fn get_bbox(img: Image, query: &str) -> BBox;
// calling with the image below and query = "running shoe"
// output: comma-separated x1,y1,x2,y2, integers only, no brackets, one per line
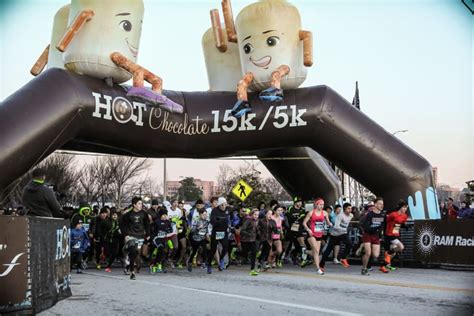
277,260,283,268
340,259,350,268
259,87,283,102
249,270,259,276
316,269,325,275
231,100,251,118
320,267,325,272
218,259,225,271
123,268,129,275
207,265,212,274
300,260,308,268
156,264,163,273
379,266,389,273
361,268,370,276
96,264,101,270
105,267,112,273
385,264,397,271
77,269,83,274
230,248,238,261
130,272,136,280
256,251,261,259
271,263,276,269
177,263,184,270
367,267,373,271
333,258,341,264
187,261,192,272
384,251,392,265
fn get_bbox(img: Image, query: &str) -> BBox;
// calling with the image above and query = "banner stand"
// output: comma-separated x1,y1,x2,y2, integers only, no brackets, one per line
0,216,72,314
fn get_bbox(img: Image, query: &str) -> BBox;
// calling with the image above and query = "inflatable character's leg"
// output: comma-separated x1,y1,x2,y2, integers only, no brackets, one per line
259,65,290,102
232,72,254,118
110,53,183,114
56,9,94,52
30,45,50,76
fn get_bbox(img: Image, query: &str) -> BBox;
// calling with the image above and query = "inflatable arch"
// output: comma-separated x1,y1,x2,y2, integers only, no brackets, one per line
0,68,439,219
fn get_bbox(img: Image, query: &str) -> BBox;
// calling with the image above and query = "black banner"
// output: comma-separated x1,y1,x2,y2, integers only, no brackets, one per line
0,216,71,314
414,219,474,265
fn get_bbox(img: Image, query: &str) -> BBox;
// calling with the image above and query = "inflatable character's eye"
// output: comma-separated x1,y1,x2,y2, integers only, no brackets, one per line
266,36,279,47
243,43,253,54
119,20,132,32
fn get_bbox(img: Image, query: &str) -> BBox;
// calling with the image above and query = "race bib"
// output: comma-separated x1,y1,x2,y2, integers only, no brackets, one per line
199,229,207,236
393,224,401,234
216,231,225,240
73,241,81,249
137,239,144,249
291,223,300,232
314,222,324,233
157,232,166,238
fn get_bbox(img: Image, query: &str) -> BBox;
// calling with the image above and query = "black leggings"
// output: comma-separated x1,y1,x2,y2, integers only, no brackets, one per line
188,238,208,264
128,245,138,272
106,240,121,268
208,234,228,266
71,252,83,269
259,240,271,264
320,234,352,268
241,241,257,270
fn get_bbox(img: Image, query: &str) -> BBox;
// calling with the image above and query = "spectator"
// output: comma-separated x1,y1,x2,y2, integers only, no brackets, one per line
440,201,448,219
447,198,459,220
21,168,64,218
458,201,473,219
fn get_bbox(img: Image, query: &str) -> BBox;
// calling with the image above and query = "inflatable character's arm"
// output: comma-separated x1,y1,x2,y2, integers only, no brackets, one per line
299,30,313,67
237,72,254,102
110,52,162,93
56,9,94,52
30,45,50,76
210,9,227,53
221,0,237,43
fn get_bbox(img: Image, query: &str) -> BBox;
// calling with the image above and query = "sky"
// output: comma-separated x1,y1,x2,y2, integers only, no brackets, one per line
1,0,473,189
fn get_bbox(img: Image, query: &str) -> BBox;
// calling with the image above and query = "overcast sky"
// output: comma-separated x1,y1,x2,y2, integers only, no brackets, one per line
1,0,472,189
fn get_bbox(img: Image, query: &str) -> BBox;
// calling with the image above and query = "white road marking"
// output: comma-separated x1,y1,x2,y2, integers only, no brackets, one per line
86,272,362,316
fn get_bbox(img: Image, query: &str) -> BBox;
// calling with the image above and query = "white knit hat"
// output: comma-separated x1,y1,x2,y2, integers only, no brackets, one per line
217,197,227,206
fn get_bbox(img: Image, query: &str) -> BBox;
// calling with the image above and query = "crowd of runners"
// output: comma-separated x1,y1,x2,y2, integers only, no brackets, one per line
69,196,409,280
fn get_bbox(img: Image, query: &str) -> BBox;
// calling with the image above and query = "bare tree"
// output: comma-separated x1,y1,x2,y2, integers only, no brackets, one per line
264,177,291,201
216,164,233,195
107,156,151,209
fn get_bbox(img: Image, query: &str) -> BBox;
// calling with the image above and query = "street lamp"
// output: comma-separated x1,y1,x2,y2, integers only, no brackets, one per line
392,129,408,136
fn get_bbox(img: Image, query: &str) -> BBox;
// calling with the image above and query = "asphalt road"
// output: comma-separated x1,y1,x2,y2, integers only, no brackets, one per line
40,264,474,316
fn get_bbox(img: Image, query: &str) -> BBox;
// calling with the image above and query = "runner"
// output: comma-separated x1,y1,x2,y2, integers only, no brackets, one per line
270,205,284,268
105,211,122,273
383,200,409,271
360,197,386,275
320,203,353,270
284,196,308,265
167,200,184,268
187,208,210,272
70,219,90,274
239,209,260,276
151,208,174,273
119,196,150,280
302,198,332,275
207,197,231,274
258,209,274,271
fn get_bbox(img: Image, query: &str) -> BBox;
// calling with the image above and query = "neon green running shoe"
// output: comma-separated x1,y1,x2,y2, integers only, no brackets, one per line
249,270,259,276
386,264,397,271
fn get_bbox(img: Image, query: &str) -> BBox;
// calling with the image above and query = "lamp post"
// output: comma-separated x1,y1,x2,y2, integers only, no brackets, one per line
392,129,408,136
163,158,167,202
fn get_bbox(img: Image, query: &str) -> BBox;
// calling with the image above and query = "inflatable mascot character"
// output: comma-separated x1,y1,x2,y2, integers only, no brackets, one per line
211,0,313,117
53,0,182,113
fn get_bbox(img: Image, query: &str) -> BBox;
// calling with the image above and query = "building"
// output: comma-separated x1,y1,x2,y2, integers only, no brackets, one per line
432,167,438,187
165,179,216,202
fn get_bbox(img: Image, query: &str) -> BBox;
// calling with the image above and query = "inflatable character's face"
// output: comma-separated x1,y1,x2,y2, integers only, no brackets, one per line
64,0,144,83
202,26,242,91
48,4,70,69
235,0,307,91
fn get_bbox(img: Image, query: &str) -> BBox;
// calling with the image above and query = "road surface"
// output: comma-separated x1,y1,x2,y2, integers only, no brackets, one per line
40,264,474,315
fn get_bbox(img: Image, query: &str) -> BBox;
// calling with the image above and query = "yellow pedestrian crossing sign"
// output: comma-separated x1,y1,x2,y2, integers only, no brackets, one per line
231,179,253,201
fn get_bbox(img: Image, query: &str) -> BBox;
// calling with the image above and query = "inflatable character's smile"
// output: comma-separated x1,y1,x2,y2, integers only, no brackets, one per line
126,38,138,58
250,55,272,69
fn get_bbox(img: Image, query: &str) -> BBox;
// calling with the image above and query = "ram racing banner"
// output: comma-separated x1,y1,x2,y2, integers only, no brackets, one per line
414,219,474,265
